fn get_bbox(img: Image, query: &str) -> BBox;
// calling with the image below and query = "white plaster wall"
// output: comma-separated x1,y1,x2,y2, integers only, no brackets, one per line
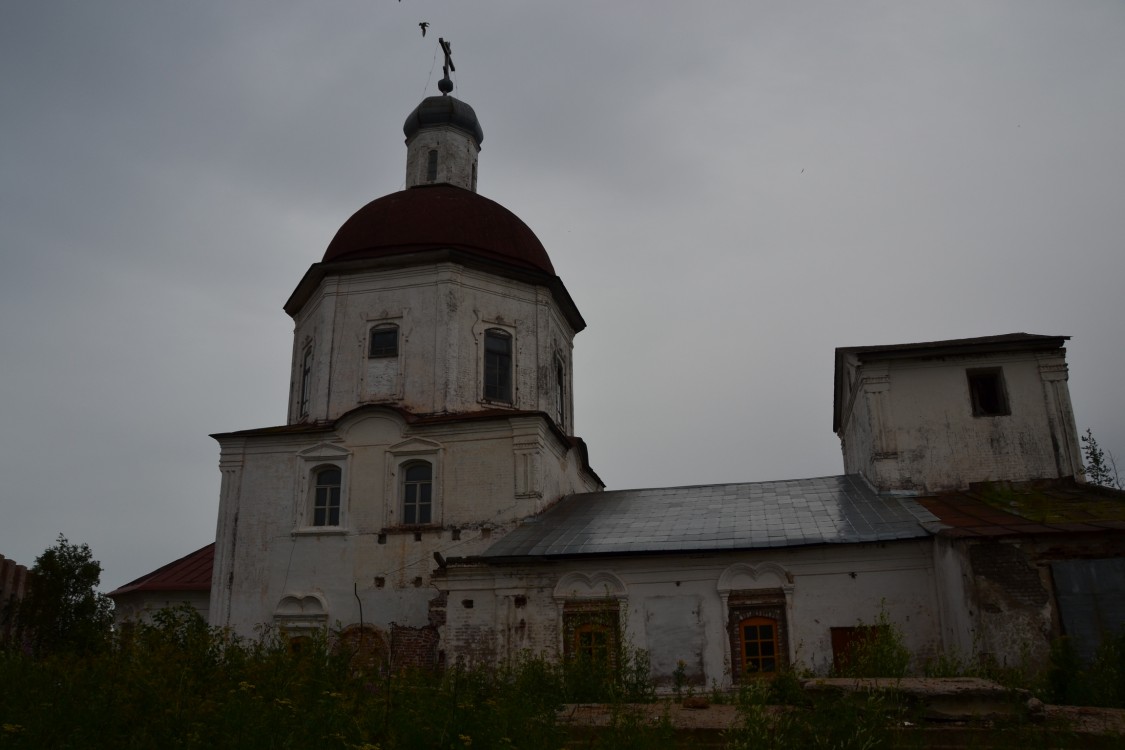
839,351,1081,491
931,536,976,658
404,125,479,191
111,591,210,626
441,539,942,686
209,410,599,637
286,264,576,429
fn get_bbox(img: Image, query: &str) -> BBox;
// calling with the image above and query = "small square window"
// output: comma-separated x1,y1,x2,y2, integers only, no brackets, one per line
967,368,1010,417
369,325,399,358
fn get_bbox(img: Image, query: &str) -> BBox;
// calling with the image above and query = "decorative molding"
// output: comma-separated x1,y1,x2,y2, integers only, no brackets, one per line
553,571,628,600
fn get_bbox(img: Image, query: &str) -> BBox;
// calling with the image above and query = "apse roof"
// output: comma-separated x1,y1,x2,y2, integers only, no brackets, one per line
108,543,214,597
482,474,940,559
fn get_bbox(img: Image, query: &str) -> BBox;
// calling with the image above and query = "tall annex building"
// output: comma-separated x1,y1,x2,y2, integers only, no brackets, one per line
207,64,602,647
112,55,1124,683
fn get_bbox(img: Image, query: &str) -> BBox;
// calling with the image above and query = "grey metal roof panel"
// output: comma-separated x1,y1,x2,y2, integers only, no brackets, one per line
484,474,939,559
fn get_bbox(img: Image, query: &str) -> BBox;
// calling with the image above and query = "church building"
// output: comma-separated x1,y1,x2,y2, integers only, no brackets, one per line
111,63,1125,685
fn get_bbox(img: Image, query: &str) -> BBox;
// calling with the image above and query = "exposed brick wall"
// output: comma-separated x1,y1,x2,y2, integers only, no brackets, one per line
0,555,32,641
390,623,441,670
336,625,389,673
969,543,1048,611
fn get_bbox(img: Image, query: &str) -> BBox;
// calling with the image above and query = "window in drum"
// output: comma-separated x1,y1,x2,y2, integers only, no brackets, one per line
740,617,780,676
369,324,399,358
484,329,513,402
299,347,313,416
555,359,566,428
402,461,433,525
426,149,438,182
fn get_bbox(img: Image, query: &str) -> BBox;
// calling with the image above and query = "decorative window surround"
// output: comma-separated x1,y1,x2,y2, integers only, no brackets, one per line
385,437,443,528
717,563,794,683
295,442,351,531
274,593,328,636
553,571,628,660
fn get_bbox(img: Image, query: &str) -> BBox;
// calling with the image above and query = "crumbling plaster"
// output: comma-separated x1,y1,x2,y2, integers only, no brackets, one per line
839,350,1081,492
287,264,576,425
440,539,941,684
209,408,598,636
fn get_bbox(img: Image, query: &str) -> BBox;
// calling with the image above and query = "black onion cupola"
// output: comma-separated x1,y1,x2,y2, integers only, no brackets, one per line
402,39,482,192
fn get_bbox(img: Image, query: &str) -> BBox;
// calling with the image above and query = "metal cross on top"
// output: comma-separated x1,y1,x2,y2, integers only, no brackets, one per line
438,37,455,94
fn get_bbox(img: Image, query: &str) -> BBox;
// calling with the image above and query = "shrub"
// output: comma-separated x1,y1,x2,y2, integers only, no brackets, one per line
1047,631,1125,708
834,609,911,679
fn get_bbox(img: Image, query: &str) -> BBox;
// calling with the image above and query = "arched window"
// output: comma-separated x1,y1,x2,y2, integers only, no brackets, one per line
402,461,433,525
312,466,341,526
739,616,780,676
484,328,512,402
369,323,399,358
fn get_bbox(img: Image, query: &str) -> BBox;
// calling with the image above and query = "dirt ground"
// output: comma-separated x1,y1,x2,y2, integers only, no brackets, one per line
557,700,1125,736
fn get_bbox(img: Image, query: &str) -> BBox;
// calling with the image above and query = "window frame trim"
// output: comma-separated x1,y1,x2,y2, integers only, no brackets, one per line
400,459,434,526
294,442,351,533
384,438,443,529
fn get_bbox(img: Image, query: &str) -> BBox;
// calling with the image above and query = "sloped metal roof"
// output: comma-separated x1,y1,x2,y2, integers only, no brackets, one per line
916,480,1125,538
483,475,940,559
108,543,214,597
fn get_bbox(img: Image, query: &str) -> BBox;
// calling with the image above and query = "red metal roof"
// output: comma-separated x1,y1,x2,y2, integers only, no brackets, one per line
917,481,1125,539
108,543,214,597
322,184,555,276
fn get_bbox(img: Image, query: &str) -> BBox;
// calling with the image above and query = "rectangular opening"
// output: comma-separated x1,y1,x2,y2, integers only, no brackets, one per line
967,368,1010,417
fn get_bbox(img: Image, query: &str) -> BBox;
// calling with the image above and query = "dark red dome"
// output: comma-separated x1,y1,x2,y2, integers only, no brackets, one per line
323,184,555,275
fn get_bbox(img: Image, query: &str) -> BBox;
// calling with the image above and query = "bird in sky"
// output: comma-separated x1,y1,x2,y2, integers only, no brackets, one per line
419,22,429,37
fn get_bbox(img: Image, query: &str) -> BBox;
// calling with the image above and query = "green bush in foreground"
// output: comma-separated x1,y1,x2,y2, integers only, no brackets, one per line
4,606,1124,749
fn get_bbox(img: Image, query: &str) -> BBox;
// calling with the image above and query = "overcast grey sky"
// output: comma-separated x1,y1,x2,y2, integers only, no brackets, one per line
3,1,1124,592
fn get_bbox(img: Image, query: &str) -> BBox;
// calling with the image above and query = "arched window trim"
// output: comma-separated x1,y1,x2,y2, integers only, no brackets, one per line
384,438,443,530
311,464,342,527
294,443,351,534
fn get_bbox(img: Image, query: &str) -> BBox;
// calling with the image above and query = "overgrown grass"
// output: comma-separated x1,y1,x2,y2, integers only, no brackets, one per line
3,606,1124,749
832,608,911,679
1046,632,1125,708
